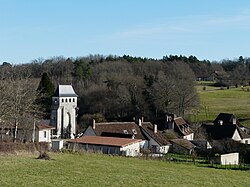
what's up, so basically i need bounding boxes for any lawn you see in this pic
[189,83,250,127]
[0,152,249,187]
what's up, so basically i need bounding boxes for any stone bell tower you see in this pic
[50,85,78,139]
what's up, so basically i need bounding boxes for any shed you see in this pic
[36,124,55,143]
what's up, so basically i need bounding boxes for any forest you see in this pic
[0,54,249,131]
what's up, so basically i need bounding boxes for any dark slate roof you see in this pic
[201,124,236,140]
[68,136,142,147]
[213,113,240,126]
[237,126,250,139]
[174,117,193,136]
[170,139,195,150]
[140,122,170,146]
[93,122,145,140]
[53,85,78,97]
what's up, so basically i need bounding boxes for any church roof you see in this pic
[54,85,78,97]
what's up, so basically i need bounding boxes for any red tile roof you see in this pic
[36,124,55,130]
[68,136,142,147]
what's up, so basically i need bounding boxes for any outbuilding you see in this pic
[68,136,142,157]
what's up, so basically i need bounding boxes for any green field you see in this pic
[0,152,249,187]
[189,82,250,127]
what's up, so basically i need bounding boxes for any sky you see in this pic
[1,0,250,64]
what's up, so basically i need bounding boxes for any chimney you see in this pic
[154,124,157,133]
[233,118,236,125]
[93,119,96,129]
[139,119,142,126]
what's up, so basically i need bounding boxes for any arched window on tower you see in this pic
[62,99,64,103]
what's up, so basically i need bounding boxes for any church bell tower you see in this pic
[50,85,78,139]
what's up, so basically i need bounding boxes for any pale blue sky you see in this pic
[1,0,250,64]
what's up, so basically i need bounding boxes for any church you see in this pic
[50,85,78,139]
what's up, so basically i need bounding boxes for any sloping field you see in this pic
[190,83,250,127]
[0,152,249,187]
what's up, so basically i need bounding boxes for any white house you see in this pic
[50,85,78,139]
[36,124,55,143]
[165,115,194,140]
[139,121,171,154]
[68,136,142,157]
[83,120,148,149]
[196,123,250,145]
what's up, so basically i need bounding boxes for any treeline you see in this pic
[0,54,249,129]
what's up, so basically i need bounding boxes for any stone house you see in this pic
[139,121,171,154]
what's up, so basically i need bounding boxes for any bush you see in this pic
[37,152,51,160]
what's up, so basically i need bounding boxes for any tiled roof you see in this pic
[140,122,170,146]
[68,136,142,147]
[170,139,195,150]
[36,124,55,130]
[93,122,145,140]
[174,117,193,136]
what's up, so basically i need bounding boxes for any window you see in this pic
[132,129,137,134]
[73,98,75,102]
[123,130,128,134]
[44,131,47,138]
[69,98,71,102]
[62,99,64,103]
[245,140,248,144]
[65,98,68,102]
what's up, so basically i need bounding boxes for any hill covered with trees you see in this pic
[0,54,249,130]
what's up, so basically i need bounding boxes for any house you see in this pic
[67,136,142,157]
[169,139,196,155]
[165,116,194,140]
[213,113,240,126]
[196,123,250,144]
[140,121,171,154]
[83,120,148,149]
[213,113,250,135]
[50,85,78,139]
[35,124,55,143]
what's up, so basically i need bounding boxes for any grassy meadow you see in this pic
[189,82,250,127]
[0,152,249,187]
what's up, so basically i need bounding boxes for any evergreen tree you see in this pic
[37,72,55,118]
